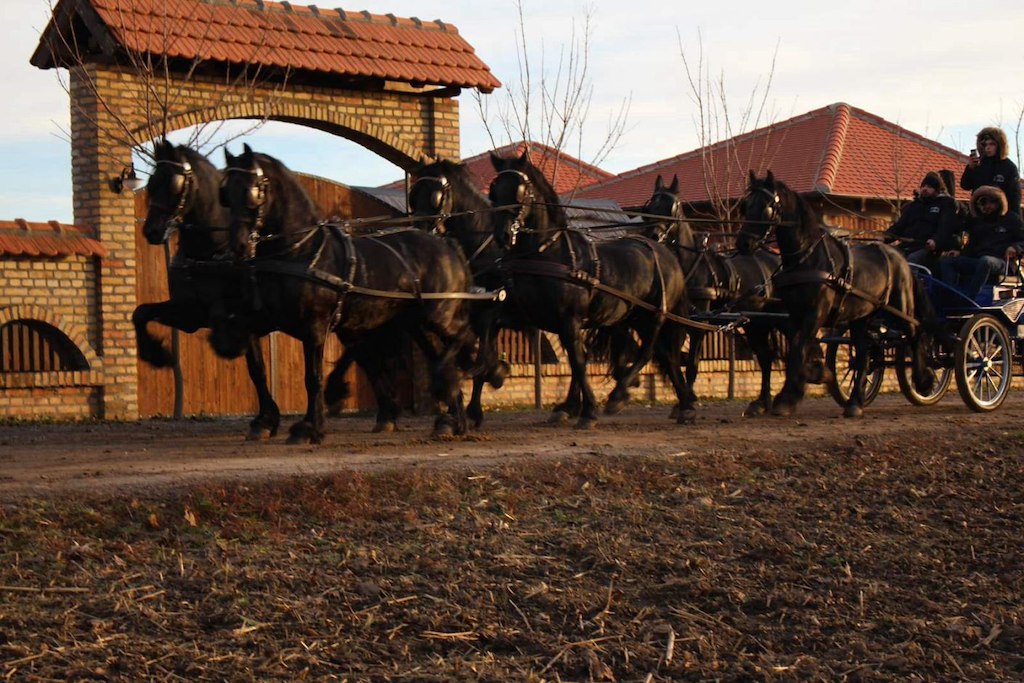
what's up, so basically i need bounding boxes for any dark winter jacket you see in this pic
[960,127,1021,215]
[945,185,1024,259]
[885,193,960,253]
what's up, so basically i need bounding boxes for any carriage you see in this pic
[823,263,1024,413]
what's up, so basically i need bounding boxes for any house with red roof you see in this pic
[577,102,974,235]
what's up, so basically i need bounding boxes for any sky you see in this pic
[2,0,1024,224]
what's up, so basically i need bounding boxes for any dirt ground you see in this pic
[1,393,1023,681]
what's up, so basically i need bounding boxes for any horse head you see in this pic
[642,174,698,250]
[737,170,785,255]
[221,144,320,259]
[487,150,565,250]
[409,159,455,234]
[143,140,224,248]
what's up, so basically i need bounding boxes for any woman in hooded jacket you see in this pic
[938,185,1024,300]
[960,126,1021,216]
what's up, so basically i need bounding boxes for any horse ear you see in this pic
[517,149,530,165]
[654,174,664,192]
[242,143,253,159]
[669,175,679,193]
[224,147,234,165]
[765,169,775,185]
[489,151,505,171]
[748,169,757,186]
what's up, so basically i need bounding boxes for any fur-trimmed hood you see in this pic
[970,185,1008,216]
[976,127,1010,160]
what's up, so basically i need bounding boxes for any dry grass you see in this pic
[2,430,1024,681]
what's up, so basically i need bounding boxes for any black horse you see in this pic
[217,144,477,443]
[408,158,511,428]
[737,170,934,417]
[488,151,694,428]
[133,140,282,439]
[640,174,809,417]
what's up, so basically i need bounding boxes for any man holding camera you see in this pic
[960,126,1021,216]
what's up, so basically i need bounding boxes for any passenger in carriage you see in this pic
[884,171,959,271]
[938,185,1024,300]
[960,126,1021,216]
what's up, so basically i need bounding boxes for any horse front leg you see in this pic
[132,300,202,367]
[743,325,774,417]
[243,336,281,440]
[772,314,821,416]
[559,322,599,430]
[653,322,697,424]
[606,318,662,415]
[288,333,327,445]
[843,322,869,418]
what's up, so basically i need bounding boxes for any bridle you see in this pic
[410,174,452,234]
[222,161,270,259]
[643,190,683,243]
[148,158,194,242]
[489,169,536,247]
[740,185,783,251]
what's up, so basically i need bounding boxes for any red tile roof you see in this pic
[0,219,107,258]
[577,103,972,207]
[31,0,501,93]
[382,142,615,195]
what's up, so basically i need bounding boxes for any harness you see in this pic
[247,225,501,303]
[770,221,916,327]
[500,228,726,333]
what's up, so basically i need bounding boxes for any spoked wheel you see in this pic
[955,314,1012,412]
[825,339,885,408]
[895,353,953,406]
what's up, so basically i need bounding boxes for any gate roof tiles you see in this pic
[31,0,501,93]
[0,220,107,258]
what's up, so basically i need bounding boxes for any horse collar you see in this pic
[154,158,194,240]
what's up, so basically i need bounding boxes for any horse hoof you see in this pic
[432,423,455,439]
[604,398,626,415]
[287,423,322,445]
[743,402,768,417]
[843,404,864,419]
[326,402,344,418]
[574,417,597,430]
[372,421,396,434]
[549,411,570,425]
[246,427,272,441]
[771,402,796,417]
[676,409,697,425]
[487,361,510,389]
[668,404,680,420]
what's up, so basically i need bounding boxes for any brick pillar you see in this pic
[70,65,139,419]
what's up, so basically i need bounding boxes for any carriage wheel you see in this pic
[895,353,952,406]
[955,314,1012,412]
[824,339,885,408]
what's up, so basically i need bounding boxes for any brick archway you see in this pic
[31,0,498,420]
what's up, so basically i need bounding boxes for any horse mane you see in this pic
[174,145,221,201]
[517,157,568,228]
[422,159,490,212]
[771,176,823,235]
